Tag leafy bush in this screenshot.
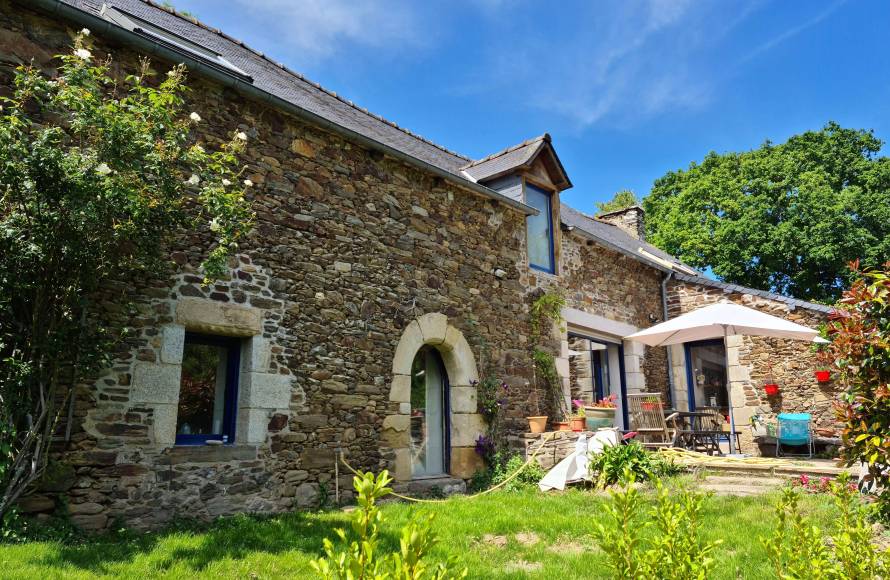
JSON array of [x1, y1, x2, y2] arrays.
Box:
[[763, 473, 889, 579], [819, 262, 890, 521], [468, 452, 546, 493], [312, 470, 466, 579], [593, 470, 720, 579], [588, 442, 679, 488]]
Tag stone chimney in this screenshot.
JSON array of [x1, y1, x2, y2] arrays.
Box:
[[597, 206, 646, 241]]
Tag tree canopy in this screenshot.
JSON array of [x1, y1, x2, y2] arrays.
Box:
[[595, 189, 639, 215], [643, 123, 890, 302]]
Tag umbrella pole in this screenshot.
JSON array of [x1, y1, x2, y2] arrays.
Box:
[[723, 326, 738, 455]]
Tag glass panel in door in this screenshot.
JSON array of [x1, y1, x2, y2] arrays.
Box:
[[410, 347, 447, 477]]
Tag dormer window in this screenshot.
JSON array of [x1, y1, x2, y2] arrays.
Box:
[[526, 183, 555, 273]]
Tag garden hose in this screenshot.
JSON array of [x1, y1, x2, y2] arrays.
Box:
[[656, 447, 839, 470], [338, 432, 556, 504]]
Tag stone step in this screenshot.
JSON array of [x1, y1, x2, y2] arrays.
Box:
[[699, 475, 786, 487], [698, 483, 776, 496]]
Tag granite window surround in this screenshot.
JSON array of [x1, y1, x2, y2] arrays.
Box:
[[126, 298, 293, 447]]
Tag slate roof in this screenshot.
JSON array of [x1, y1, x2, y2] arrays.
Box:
[[461, 135, 547, 182], [559, 204, 696, 272], [671, 273, 834, 314]]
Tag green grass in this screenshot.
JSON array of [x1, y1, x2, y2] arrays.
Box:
[[0, 486, 838, 579]]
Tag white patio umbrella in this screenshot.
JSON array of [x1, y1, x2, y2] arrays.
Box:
[[624, 301, 823, 454]]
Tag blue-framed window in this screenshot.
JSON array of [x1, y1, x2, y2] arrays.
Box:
[[683, 339, 728, 414], [175, 333, 240, 445], [525, 183, 555, 273]]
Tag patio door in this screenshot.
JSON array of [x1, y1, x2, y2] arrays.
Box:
[[684, 339, 729, 417], [567, 333, 628, 429], [409, 346, 450, 477]]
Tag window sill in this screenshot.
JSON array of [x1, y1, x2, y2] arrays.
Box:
[[160, 444, 258, 465]]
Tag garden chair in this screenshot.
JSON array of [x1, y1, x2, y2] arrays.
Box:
[[775, 413, 814, 458], [627, 393, 679, 449]]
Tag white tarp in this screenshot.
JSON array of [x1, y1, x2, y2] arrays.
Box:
[[539, 429, 621, 491]]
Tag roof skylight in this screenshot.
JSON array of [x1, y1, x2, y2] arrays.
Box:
[[100, 4, 252, 82]]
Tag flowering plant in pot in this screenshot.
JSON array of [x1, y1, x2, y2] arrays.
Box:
[[570, 399, 586, 432], [585, 395, 617, 430]]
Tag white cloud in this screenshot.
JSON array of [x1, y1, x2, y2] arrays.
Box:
[[457, 0, 761, 129], [739, 0, 847, 64], [231, 0, 425, 60]]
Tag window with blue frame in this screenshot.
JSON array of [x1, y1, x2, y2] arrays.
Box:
[[175, 333, 240, 445], [525, 183, 555, 273]]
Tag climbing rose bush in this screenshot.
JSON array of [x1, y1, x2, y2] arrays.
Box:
[[0, 31, 253, 521]]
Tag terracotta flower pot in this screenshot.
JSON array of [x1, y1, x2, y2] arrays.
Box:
[[570, 417, 585, 432], [764, 384, 780, 396], [527, 416, 548, 434], [554, 420, 571, 432], [815, 370, 831, 383]]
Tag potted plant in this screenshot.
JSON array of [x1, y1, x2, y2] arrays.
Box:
[[570, 399, 586, 432], [640, 397, 662, 411], [815, 368, 831, 383], [526, 384, 547, 433], [553, 417, 571, 431], [584, 395, 617, 430]]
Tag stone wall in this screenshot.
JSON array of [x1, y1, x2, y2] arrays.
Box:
[[667, 280, 836, 454]]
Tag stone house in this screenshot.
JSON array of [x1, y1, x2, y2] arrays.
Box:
[[5, 0, 838, 530]]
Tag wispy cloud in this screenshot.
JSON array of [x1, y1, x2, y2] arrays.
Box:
[[230, 0, 426, 61], [455, 0, 751, 130], [739, 0, 847, 64]]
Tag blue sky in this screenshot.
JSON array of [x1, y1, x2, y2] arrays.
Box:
[[173, 0, 889, 214]]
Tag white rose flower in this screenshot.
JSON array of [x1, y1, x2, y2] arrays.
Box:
[[222, 179, 231, 186], [235, 131, 247, 141], [80, 28, 90, 36], [189, 112, 201, 123], [243, 179, 253, 187], [186, 174, 200, 185], [95, 163, 112, 175], [209, 218, 221, 232], [74, 48, 92, 60]]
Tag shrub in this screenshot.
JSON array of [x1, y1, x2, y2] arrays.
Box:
[[593, 470, 720, 580], [819, 262, 890, 522], [468, 452, 546, 493], [588, 442, 679, 488], [763, 473, 889, 579], [311, 470, 466, 579]]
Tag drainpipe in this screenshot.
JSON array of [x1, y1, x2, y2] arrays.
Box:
[[661, 271, 675, 408]]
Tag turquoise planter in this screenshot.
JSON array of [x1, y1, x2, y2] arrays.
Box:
[[584, 407, 615, 430]]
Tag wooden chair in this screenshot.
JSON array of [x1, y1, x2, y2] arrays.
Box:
[[627, 393, 679, 449]]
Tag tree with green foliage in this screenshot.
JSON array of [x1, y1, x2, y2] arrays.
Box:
[[0, 31, 253, 520], [595, 189, 639, 215], [644, 122, 890, 302]]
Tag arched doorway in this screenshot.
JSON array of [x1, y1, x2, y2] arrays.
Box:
[[384, 313, 484, 481], [409, 346, 450, 477]]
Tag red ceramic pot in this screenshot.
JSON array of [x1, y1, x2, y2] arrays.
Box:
[[764, 384, 780, 396], [815, 370, 831, 383]]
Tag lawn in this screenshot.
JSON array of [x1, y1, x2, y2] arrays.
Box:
[[0, 484, 837, 579]]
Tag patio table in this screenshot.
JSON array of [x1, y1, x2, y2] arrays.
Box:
[[665, 410, 741, 455]]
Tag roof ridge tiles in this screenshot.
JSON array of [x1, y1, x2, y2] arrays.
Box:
[[135, 0, 472, 163]]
